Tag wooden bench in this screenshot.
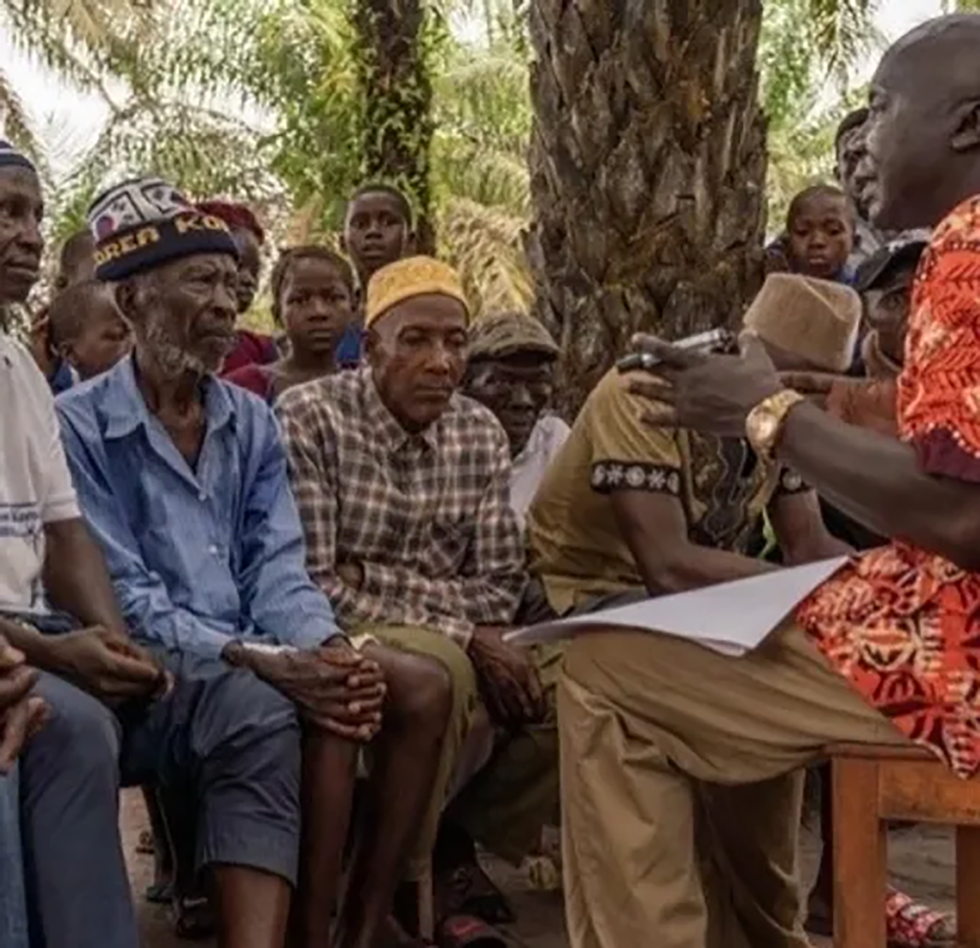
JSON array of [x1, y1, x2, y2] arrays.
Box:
[[828, 742, 980, 947]]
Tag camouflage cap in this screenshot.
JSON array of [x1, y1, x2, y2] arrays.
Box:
[[468, 311, 560, 362]]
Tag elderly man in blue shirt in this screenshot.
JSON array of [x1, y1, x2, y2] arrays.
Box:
[[0, 144, 307, 948], [57, 176, 454, 948]]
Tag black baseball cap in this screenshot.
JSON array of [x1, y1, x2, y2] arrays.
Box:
[[855, 237, 928, 294]]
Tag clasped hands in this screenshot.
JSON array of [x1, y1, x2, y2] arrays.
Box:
[[226, 640, 385, 742], [2, 625, 176, 770]]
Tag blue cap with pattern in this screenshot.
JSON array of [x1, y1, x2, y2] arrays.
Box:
[[87, 176, 239, 282]]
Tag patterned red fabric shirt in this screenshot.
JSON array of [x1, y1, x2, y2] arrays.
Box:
[[798, 195, 980, 778]]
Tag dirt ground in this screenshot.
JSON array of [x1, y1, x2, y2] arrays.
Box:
[[122, 790, 955, 948]]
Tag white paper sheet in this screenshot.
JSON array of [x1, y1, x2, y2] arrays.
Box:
[[506, 557, 849, 655]]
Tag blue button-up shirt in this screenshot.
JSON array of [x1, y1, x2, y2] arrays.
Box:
[[56, 355, 341, 659]]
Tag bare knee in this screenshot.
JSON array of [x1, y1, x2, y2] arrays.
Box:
[[381, 651, 453, 730]]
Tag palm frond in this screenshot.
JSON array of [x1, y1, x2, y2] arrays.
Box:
[[438, 197, 532, 319], [802, 0, 881, 81], [54, 97, 283, 235], [0, 0, 160, 103], [0, 67, 45, 163]]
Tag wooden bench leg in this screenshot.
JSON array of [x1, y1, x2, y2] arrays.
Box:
[[958, 827, 980, 948], [832, 757, 886, 947]]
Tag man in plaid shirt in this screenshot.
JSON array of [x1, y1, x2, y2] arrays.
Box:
[[278, 256, 562, 931]]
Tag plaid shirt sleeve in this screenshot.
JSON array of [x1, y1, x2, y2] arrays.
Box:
[[277, 392, 392, 628]]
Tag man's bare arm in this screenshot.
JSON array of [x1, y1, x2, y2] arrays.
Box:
[[610, 491, 777, 596], [768, 490, 853, 565], [43, 518, 128, 639], [778, 401, 980, 570]]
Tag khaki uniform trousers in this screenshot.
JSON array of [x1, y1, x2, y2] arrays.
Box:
[[358, 625, 562, 876], [559, 619, 910, 948]]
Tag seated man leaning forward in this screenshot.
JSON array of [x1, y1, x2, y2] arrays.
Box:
[[462, 311, 570, 528], [277, 256, 561, 931], [527, 272, 854, 617], [57, 179, 454, 948], [0, 153, 295, 948], [559, 15, 980, 948]]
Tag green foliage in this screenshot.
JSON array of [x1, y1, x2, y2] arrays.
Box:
[[7, 0, 968, 313], [759, 0, 879, 229]]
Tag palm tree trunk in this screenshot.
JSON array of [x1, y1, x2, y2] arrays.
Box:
[[527, 0, 768, 416], [351, 0, 436, 252]]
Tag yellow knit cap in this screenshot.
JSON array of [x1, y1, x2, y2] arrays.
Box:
[[364, 255, 470, 328]]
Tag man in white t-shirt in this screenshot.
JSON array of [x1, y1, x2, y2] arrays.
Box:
[[0, 146, 310, 948], [463, 311, 570, 528]]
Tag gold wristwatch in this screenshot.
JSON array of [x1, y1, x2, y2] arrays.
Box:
[[746, 390, 806, 460]]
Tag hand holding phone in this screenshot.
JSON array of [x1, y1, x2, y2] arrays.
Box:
[[617, 328, 735, 374]]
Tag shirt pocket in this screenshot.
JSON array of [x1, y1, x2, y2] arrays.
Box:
[[422, 516, 475, 576]]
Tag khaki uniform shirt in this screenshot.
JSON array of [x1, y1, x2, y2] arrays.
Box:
[[527, 369, 803, 614]]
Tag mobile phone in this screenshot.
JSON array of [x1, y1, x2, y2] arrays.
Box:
[[616, 328, 735, 374]]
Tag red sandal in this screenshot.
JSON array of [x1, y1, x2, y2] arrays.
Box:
[[884, 888, 955, 948]]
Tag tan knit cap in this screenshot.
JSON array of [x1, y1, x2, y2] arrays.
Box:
[[468, 311, 559, 362], [743, 274, 862, 373]]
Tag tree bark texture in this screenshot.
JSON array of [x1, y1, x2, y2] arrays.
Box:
[[352, 0, 436, 252], [527, 0, 768, 416]]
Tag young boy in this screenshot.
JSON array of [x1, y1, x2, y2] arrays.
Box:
[[342, 183, 414, 286], [784, 184, 856, 283], [55, 229, 96, 291], [47, 281, 132, 383], [28, 229, 98, 394], [338, 184, 414, 367]]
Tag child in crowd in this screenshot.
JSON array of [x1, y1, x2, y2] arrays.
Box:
[[47, 281, 132, 382], [196, 200, 279, 376], [55, 228, 96, 291], [766, 185, 856, 285], [338, 183, 414, 366], [226, 246, 356, 402], [30, 229, 98, 393]]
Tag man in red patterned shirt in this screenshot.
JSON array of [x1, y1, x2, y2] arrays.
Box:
[[559, 15, 980, 948]]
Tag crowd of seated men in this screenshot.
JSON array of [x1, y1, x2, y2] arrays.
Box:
[[6, 16, 980, 946], [0, 151, 572, 948]]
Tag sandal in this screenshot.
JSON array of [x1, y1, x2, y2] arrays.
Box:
[[806, 887, 954, 946], [144, 880, 173, 905], [172, 894, 216, 941], [443, 864, 515, 926], [437, 914, 508, 948], [884, 888, 955, 948]]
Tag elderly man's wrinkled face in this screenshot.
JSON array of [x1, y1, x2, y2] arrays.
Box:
[[367, 293, 468, 432], [465, 353, 556, 457], [124, 253, 239, 378], [0, 168, 43, 306]]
